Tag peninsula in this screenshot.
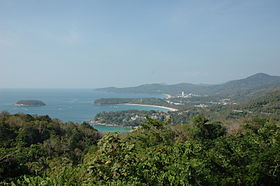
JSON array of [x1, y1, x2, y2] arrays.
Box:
[[121, 103, 178, 111], [94, 97, 179, 110]]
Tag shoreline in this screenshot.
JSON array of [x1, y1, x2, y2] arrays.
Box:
[[14, 104, 45, 107], [120, 103, 178, 111], [90, 120, 133, 128]]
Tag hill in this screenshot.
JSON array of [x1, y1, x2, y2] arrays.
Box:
[[211, 73, 280, 99], [92, 90, 280, 127], [96, 73, 280, 101], [203, 90, 280, 121], [1, 113, 279, 185], [96, 83, 211, 95], [238, 90, 280, 114]]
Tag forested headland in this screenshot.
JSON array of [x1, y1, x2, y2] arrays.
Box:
[[93, 90, 280, 127]]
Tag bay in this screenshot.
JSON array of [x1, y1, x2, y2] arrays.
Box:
[[0, 89, 167, 132]]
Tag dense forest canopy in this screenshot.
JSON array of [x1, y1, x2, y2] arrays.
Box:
[[0, 112, 101, 184], [0, 112, 279, 185]]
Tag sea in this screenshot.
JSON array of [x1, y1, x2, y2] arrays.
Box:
[[0, 89, 168, 132]]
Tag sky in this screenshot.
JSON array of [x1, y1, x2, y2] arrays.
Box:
[[0, 0, 280, 88]]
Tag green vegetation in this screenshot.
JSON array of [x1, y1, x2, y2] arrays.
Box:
[[92, 90, 280, 128], [1, 112, 279, 185], [93, 109, 202, 127], [2, 88, 280, 185], [94, 110, 169, 126], [94, 75, 280, 126], [96, 73, 280, 99], [94, 97, 173, 107], [15, 100, 46, 106], [94, 96, 222, 110], [239, 90, 280, 114], [0, 112, 101, 184], [201, 90, 280, 122]]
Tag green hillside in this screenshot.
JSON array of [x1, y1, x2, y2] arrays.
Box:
[[96, 73, 280, 101], [93, 90, 280, 127], [202, 90, 280, 121], [0, 113, 101, 182], [1, 113, 279, 185], [239, 90, 280, 114]]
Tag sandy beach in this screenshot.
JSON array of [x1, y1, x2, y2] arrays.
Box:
[[121, 103, 178, 111]]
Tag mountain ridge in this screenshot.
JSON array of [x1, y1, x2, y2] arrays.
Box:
[[96, 73, 280, 99]]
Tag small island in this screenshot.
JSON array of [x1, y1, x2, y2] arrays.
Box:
[[15, 100, 46, 107]]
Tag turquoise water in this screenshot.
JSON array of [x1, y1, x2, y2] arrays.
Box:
[[0, 89, 167, 132], [92, 125, 132, 133]]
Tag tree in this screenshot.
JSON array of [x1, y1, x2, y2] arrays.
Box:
[[191, 115, 226, 141]]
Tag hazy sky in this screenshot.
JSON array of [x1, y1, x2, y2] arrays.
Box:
[[1, 0, 280, 88]]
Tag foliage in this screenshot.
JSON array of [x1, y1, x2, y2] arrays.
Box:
[[94, 110, 169, 127], [96, 73, 280, 99], [0, 112, 279, 185], [0, 112, 101, 182]]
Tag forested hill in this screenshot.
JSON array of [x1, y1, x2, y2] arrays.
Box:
[[96, 83, 213, 95], [211, 73, 280, 101], [0, 112, 101, 183], [96, 73, 280, 99], [238, 90, 280, 114], [93, 90, 280, 127], [1, 113, 279, 185]]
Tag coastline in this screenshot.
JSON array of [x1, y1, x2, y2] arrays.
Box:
[[90, 120, 133, 128], [14, 104, 45, 107], [120, 103, 178, 111]]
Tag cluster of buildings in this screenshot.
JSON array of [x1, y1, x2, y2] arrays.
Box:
[[179, 91, 201, 98]]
